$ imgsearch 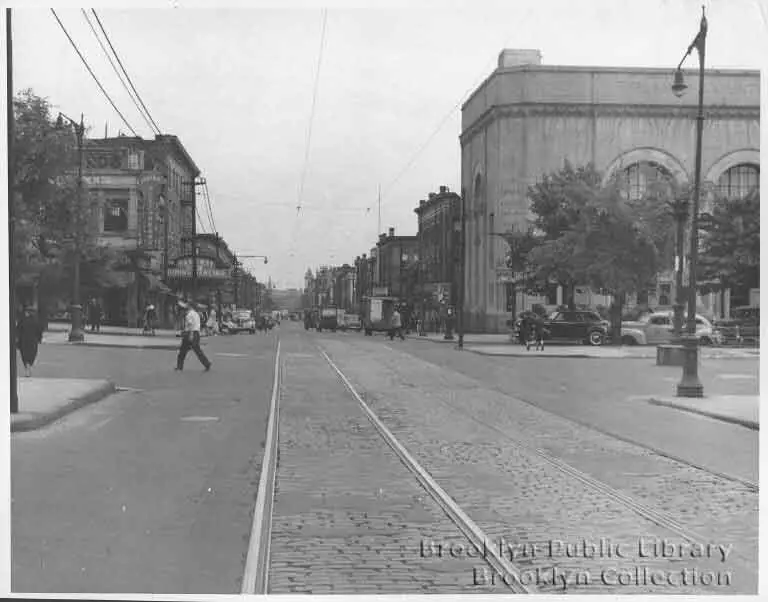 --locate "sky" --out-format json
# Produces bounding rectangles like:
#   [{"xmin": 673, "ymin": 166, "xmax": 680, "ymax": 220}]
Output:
[{"xmin": 11, "ymin": 0, "xmax": 767, "ymax": 288}]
